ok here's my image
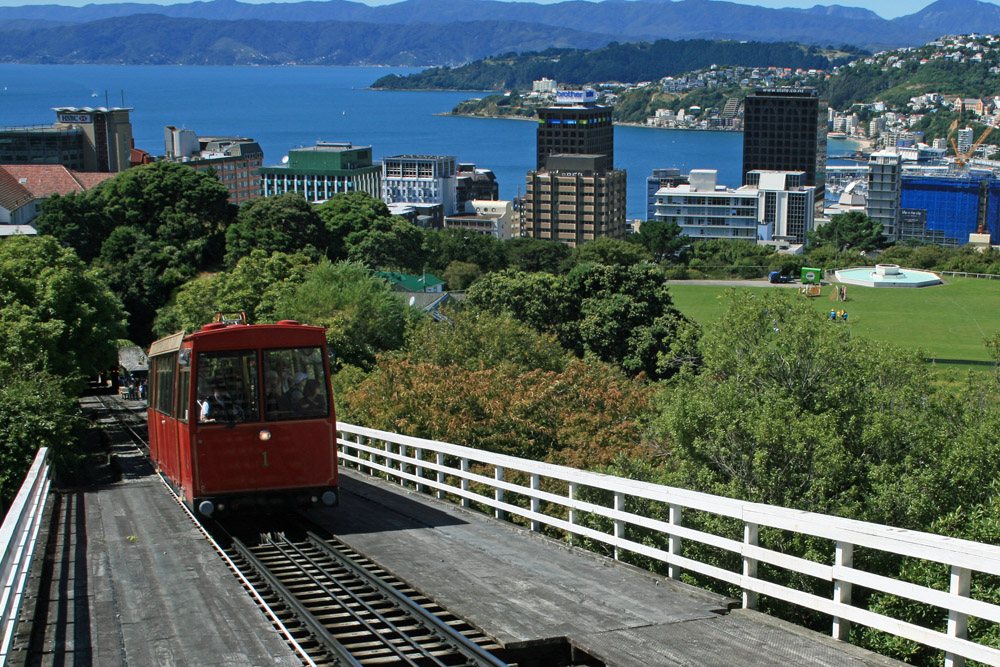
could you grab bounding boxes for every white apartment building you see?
[653,169,815,245]
[533,78,557,93]
[443,200,516,240]
[866,149,902,242]
[382,155,458,216]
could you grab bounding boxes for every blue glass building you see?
[900,171,1000,246]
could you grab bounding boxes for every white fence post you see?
[743,522,758,609]
[568,482,577,546]
[668,503,682,580]
[530,474,540,532]
[945,566,971,667]
[460,458,470,508]
[398,443,407,486]
[415,447,424,493]
[436,452,445,500]
[614,492,625,561]
[833,541,853,641]
[494,466,505,520]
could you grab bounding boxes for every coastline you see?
[444,111,744,132]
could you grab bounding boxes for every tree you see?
[424,228,507,275]
[153,250,315,337]
[808,211,887,252]
[278,260,415,370]
[467,265,700,380]
[0,236,126,388]
[629,218,690,261]
[563,237,652,269]
[315,191,396,260]
[224,193,327,268]
[345,216,427,272]
[441,260,481,291]
[503,237,570,274]
[34,162,236,341]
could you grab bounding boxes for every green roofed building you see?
[376,271,445,293]
[260,142,381,202]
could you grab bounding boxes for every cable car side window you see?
[262,347,329,421]
[153,353,176,416]
[195,350,260,424]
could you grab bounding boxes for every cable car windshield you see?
[196,350,260,424]
[262,347,329,421]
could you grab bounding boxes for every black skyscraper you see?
[742,88,827,200]
[536,102,614,172]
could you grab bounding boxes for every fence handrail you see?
[338,423,1000,666]
[0,448,51,665]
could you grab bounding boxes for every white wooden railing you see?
[0,448,51,665]
[338,424,1000,667]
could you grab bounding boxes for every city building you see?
[0,164,114,225]
[652,169,815,246]
[866,150,903,241]
[163,127,264,205]
[444,200,516,240]
[382,155,458,217]
[646,168,689,220]
[898,166,1000,246]
[536,89,614,172]
[0,107,134,173]
[533,78,557,93]
[523,155,627,246]
[455,163,499,208]
[260,142,381,203]
[742,88,827,202]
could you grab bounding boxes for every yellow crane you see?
[950,126,994,167]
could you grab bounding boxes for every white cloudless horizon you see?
[0,0,995,22]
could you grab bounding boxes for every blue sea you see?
[0,65,859,220]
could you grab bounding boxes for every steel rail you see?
[231,536,363,667]
[305,532,508,667]
[268,535,444,667]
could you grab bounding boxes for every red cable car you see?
[147,314,339,517]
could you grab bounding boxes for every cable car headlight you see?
[259,429,272,441]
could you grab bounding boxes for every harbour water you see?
[0,64,859,219]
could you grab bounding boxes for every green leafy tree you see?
[224,193,327,268]
[629,219,690,262]
[403,310,570,374]
[441,260,481,291]
[345,216,427,272]
[503,237,570,274]
[808,211,887,252]
[0,370,83,508]
[315,191,396,260]
[153,250,315,336]
[279,260,415,370]
[468,264,699,380]
[34,162,236,341]
[424,228,507,275]
[563,237,652,269]
[0,236,125,388]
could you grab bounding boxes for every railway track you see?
[96,393,509,667]
[220,527,508,667]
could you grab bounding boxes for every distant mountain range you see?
[0,0,999,66]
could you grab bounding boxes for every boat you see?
[827,132,847,140]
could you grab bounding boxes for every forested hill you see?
[370,41,862,91]
[0,15,614,67]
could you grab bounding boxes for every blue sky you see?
[0,0,993,21]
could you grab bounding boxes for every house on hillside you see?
[376,271,445,293]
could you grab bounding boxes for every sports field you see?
[666,276,1000,362]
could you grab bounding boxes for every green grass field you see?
[666,277,1000,362]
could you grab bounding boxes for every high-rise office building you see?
[536,89,614,172]
[163,127,264,205]
[382,154,458,217]
[524,155,627,246]
[525,90,625,246]
[742,88,826,201]
[866,150,902,242]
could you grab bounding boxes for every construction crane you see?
[950,126,994,167]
